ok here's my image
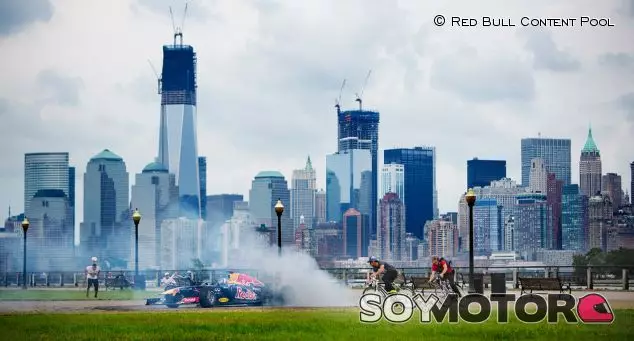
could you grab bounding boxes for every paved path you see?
[0,289,632,314]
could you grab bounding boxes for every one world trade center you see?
[157,31,201,218]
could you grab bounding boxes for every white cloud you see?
[0,0,633,236]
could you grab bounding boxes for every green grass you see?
[0,289,150,301]
[0,308,632,341]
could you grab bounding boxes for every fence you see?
[1,266,631,291]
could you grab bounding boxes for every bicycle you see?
[430,276,461,299]
[361,275,413,314]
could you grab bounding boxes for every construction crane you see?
[147,59,162,94]
[170,2,189,46]
[355,69,372,111]
[334,79,346,114]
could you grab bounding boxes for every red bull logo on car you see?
[235,287,257,300]
[228,273,264,287]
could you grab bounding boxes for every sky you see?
[0,0,633,234]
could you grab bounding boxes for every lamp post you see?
[21,217,30,290]
[132,209,141,278]
[465,189,476,293]
[274,199,284,257]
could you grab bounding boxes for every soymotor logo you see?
[359,291,614,324]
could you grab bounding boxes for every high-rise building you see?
[24,153,70,216]
[325,149,371,222]
[381,163,405,203]
[529,158,547,193]
[503,215,515,251]
[130,162,179,270]
[160,217,204,269]
[602,173,622,210]
[291,156,316,232]
[561,184,588,251]
[314,189,326,225]
[68,166,75,231]
[198,157,207,220]
[588,194,613,251]
[378,193,406,261]
[473,198,501,256]
[157,31,201,218]
[25,189,74,271]
[80,149,130,260]
[337,107,379,244]
[521,137,571,186]
[425,219,458,258]
[579,127,602,197]
[513,193,551,261]
[342,208,368,259]
[546,173,564,249]
[384,147,437,240]
[458,178,525,253]
[631,161,634,205]
[248,171,293,245]
[206,194,244,227]
[467,158,506,189]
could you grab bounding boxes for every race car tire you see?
[199,287,216,308]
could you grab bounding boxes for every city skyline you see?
[1,0,633,228]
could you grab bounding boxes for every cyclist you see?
[429,256,461,297]
[368,256,399,294]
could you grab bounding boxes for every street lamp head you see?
[274,199,284,216]
[132,208,141,225]
[465,188,477,206]
[21,217,30,233]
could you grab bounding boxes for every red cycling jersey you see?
[432,260,452,273]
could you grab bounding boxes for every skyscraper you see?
[384,147,437,240]
[473,198,500,256]
[248,171,292,245]
[130,162,178,269]
[588,194,613,251]
[337,108,379,242]
[291,156,316,232]
[381,163,405,203]
[631,161,634,205]
[467,158,506,189]
[528,158,547,193]
[206,194,244,227]
[24,153,70,215]
[521,137,571,186]
[198,156,207,220]
[579,127,602,197]
[314,189,326,225]
[513,193,551,261]
[68,166,75,231]
[546,173,564,249]
[157,31,201,218]
[342,208,368,259]
[325,149,372,222]
[80,149,130,260]
[425,219,459,258]
[378,192,406,261]
[602,173,622,210]
[561,184,587,251]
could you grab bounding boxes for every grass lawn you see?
[0,308,632,341]
[0,289,149,301]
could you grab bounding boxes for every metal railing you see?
[0,266,631,291]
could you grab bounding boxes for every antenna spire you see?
[169,2,189,46]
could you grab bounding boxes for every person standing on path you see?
[85,257,101,298]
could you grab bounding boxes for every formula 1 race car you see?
[145,273,293,308]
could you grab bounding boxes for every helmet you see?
[164,272,170,276]
[368,256,379,263]
[91,257,98,263]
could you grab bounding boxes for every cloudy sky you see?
[1,0,633,233]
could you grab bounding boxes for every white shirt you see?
[161,277,176,287]
[86,265,100,280]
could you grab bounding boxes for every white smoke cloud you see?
[219,226,358,307]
